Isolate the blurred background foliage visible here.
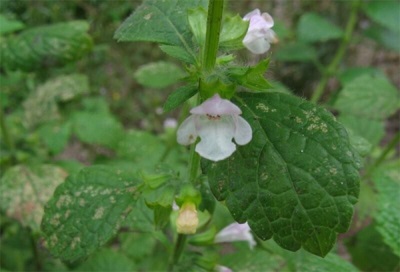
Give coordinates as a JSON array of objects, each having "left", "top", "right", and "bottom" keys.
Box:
[{"left": 0, "top": 0, "right": 399, "bottom": 271}]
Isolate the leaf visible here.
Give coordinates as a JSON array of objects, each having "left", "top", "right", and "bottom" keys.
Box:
[
  {"left": 345, "top": 128, "right": 372, "bottom": 157},
  {"left": 75, "top": 249, "right": 136, "bottom": 272},
  {"left": 1, "top": 21, "right": 92, "bottom": 72},
  {"left": 203, "top": 92, "right": 360, "bottom": 257},
  {"left": 275, "top": 42, "right": 317, "bottom": 62},
  {"left": 334, "top": 74, "right": 399, "bottom": 120},
  {"left": 38, "top": 121, "right": 72, "bottom": 154},
  {"left": 23, "top": 74, "right": 90, "bottom": 128},
  {"left": 0, "top": 15, "right": 25, "bottom": 35},
  {"left": 219, "top": 14, "right": 249, "bottom": 50},
  {"left": 188, "top": 7, "right": 207, "bottom": 46},
  {"left": 41, "top": 166, "right": 140, "bottom": 261},
  {"left": 134, "top": 61, "right": 185, "bottom": 89},
  {"left": 363, "top": 0, "right": 400, "bottom": 33},
  {"left": 297, "top": 13, "right": 343, "bottom": 43},
  {"left": 159, "top": 45, "right": 196, "bottom": 64},
  {"left": 0, "top": 165, "right": 67, "bottom": 231},
  {"left": 338, "top": 115, "right": 384, "bottom": 147},
  {"left": 372, "top": 161, "right": 400, "bottom": 256},
  {"left": 163, "top": 84, "right": 198, "bottom": 112},
  {"left": 364, "top": 24, "right": 400, "bottom": 52},
  {"left": 114, "top": 0, "right": 207, "bottom": 48},
  {"left": 227, "top": 59, "right": 271, "bottom": 91},
  {"left": 71, "top": 111, "right": 124, "bottom": 149},
  {"left": 338, "top": 67, "right": 385, "bottom": 85}
]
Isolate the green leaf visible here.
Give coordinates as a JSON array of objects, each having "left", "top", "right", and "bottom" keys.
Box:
[
  {"left": 0, "top": 15, "right": 25, "bottom": 35},
  {"left": 219, "top": 14, "right": 249, "bottom": 50},
  {"left": 0, "top": 165, "right": 67, "bottom": 231},
  {"left": 114, "top": 0, "right": 206, "bottom": 47},
  {"left": 297, "top": 13, "right": 343, "bottom": 43},
  {"left": 188, "top": 7, "right": 207, "bottom": 47},
  {"left": 41, "top": 166, "right": 140, "bottom": 261},
  {"left": 364, "top": 24, "right": 400, "bottom": 52},
  {"left": 120, "top": 232, "right": 157, "bottom": 261},
  {"left": 334, "top": 74, "right": 399, "bottom": 120},
  {"left": 345, "top": 128, "right": 372, "bottom": 157},
  {"left": 1, "top": 21, "right": 92, "bottom": 72},
  {"left": 38, "top": 121, "right": 72, "bottom": 154},
  {"left": 203, "top": 92, "right": 360, "bottom": 257},
  {"left": 338, "top": 115, "right": 384, "bottom": 147},
  {"left": 75, "top": 249, "right": 136, "bottom": 271},
  {"left": 227, "top": 59, "right": 271, "bottom": 91},
  {"left": 270, "top": 81, "right": 292, "bottom": 94},
  {"left": 72, "top": 111, "right": 124, "bottom": 149},
  {"left": 134, "top": 61, "right": 185, "bottom": 89},
  {"left": 23, "top": 74, "right": 90, "bottom": 128},
  {"left": 159, "top": 45, "right": 196, "bottom": 64},
  {"left": 163, "top": 84, "right": 197, "bottom": 112},
  {"left": 372, "top": 161, "right": 400, "bottom": 256},
  {"left": 363, "top": 0, "right": 400, "bottom": 33},
  {"left": 275, "top": 42, "right": 317, "bottom": 62},
  {"left": 338, "top": 67, "right": 385, "bottom": 85}
]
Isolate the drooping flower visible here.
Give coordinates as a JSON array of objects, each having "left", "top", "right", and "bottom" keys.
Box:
[
  {"left": 177, "top": 94, "right": 252, "bottom": 162},
  {"left": 243, "top": 9, "right": 278, "bottom": 54},
  {"left": 214, "top": 222, "right": 256, "bottom": 249},
  {"left": 176, "top": 203, "right": 199, "bottom": 234}
]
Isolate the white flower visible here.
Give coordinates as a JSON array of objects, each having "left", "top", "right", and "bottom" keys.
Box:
[
  {"left": 176, "top": 94, "right": 252, "bottom": 162},
  {"left": 214, "top": 222, "right": 256, "bottom": 249},
  {"left": 163, "top": 118, "right": 178, "bottom": 129},
  {"left": 243, "top": 9, "right": 278, "bottom": 54},
  {"left": 215, "top": 265, "right": 233, "bottom": 272}
]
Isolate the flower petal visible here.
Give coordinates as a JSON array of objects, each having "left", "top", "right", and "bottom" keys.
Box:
[
  {"left": 190, "top": 94, "right": 241, "bottom": 116},
  {"left": 214, "top": 222, "right": 256, "bottom": 249},
  {"left": 177, "top": 115, "right": 198, "bottom": 145},
  {"left": 234, "top": 116, "right": 252, "bottom": 145},
  {"left": 243, "top": 8, "right": 261, "bottom": 21},
  {"left": 265, "top": 29, "right": 278, "bottom": 44},
  {"left": 195, "top": 116, "right": 236, "bottom": 161},
  {"left": 261, "top": 12, "right": 274, "bottom": 28},
  {"left": 243, "top": 36, "right": 271, "bottom": 54}
]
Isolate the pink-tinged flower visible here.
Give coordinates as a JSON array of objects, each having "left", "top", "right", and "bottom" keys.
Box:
[
  {"left": 243, "top": 9, "right": 278, "bottom": 54},
  {"left": 177, "top": 94, "right": 252, "bottom": 162},
  {"left": 214, "top": 222, "right": 256, "bottom": 249},
  {"left": 215, "top": 265, "right": 233, "bottom": 272}
]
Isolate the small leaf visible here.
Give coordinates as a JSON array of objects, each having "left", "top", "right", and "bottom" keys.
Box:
[
  {"left": 134, "top": 61, "right": 185, "bottom": 89},
  {"left": 0, "top": 165, "right": 67, "bottom": 231},
  {"left": 275, "top": 42, "right": 317, "bottom": 62},
  {"left": 38, "top": 121, "right": 72, "bottom": 154},
  {"left": 363, "top": 0, "right": 400, "bottom": 33},
  {"left": 338, "top": 115, "right": 384, "bottom": 147},
  {"left": 41, "top": 166, "right": 140, "bottom": 261},
  {"left": 159, "top": 45, "right": 196, "bottom": 64},
  {"left": 0, "top": 15, "right": 25, "bottom": 35},
  {"left": 364, "top": 24, "right": 400, "bottom": 52},
  {"left": 203, "top": 92, "right": 360, "bottom": 257},
  {"left": 297, "top": 13, "right": 344, "bottom": 43},
  {"left": 372, "top": 161, "right": 400, "bottom": 256},
  {"left": 338, "top": 67, "right": 385, "bottom": 85},
  {"left": 227, "top": 59, "right": 271, "bottom": 91},
  {"left": 163, "top": 84, "right": 197, "bottom": 112},
  {"left": 188, "top": 7, "right": 207, "bottom": 46},
  {"left": 219, "top": 14, "right": 249, "bottom": 50},
  {"left": 334, "top": 74, "right": 399, "bottom": 120},
  {"left": 75, "top": 249, "right": 136, "bottom": 272},
  {"left": 1, "top": 21, "right": 92, "bottom": 72}
]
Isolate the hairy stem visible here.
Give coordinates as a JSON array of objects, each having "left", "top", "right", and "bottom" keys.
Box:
[{"left": 311, "top": 0, "right": 361, "bottom": 103}]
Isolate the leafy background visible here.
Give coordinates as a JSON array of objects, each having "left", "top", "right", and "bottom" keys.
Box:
[{"left": 0, "top": 0, "right": 399, "bottom": 271}]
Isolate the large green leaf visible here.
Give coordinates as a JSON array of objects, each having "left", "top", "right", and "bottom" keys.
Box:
[
  {"left": 363, "top": 0, "right": 400, "bottom": 33},
  {"left": 134, "top": 61, "right": 185, "bottom": 89},
  {"left": 114, "top": 0, "right": 206, "bottom": 49},
  {"left": 75, "top": 249, "right": 136, "bottom": 272},
  {"left": 0, "top": 165, "right": 67, "bottom": 231},
  {"left": 1, "top": 21, "right": 92, "bottom": 72},
  {"left": 297, "top": 13, "right": 343, "bottom": 43},
  {"left": 203, "top": 92, "right": 360, "bottom": 257},
  {"left": 41, "top": 166, "right": 140, "bottom": 261},
  {"left": 372, "top": 161, "right": 400, "bottom": 256},
  {"left": 0, "top": 15, "right": 25, "bottom": 35}
]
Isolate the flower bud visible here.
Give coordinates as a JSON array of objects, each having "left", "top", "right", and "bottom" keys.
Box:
[{"left": 176, "top": 203, "right": 199, "bottom": 234}]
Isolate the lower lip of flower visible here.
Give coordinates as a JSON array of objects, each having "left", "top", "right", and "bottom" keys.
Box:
[{"left": 206, "top": 114, "right": 221, "bottom": 120}]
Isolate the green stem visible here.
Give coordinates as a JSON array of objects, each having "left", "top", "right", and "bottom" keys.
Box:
[
  {"left": 202, "top": 0, "right": 224, "bottom": 71},
  {"left": 0, "top": 102, "right": 16, "bottom": 163},
  {"left": 311, "top": 0, "right": 360, "bottom": 103},
  {"left": 168, "top": 234, "right": 187, "bottom": 272}
]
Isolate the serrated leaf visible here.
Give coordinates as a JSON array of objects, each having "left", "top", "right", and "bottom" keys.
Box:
[
  {"left": 75, "top": 249, "right": 136, "bottom": 272},
  {"left": 41, "top": 166, "right": 140, "bottom": 261},
  {"left": 114, "top": 0, "right": 206, "bottom": 49},
  {"left": 219, "top": 14, "right": 249, "bottom": 50},
  {"left": 297, "top": 13, "right": 343, "bottom": 43},
  {"left": 163, "top": 84, "right": 197, "bottom": 112},
  {"left": 334, "top": 74, "right": 399, "bottom": 120},
  {"left": 0, "top": 165, "right": 67, "bottom": 231},
  {"left": 372, "top": 162, "right": 400, "bottom": 256},
  {"left": 0, "top": 15, "right": 25, "bottom": 35},
  {"left": 275, "top": 42, "right": 317, "bottom": 62},
  {"left": 134, "top": 61, "right": 185, "bottom": 89},
  {"left": 159, "top": 45, "right": 196, "bottom": 64},
  {"left": 1, "top": 21, "right": 92, "bottom": 72},
  {"left": 203, "top": 92, "right": 360, "bottom": 257},
  {"left": 363, "top": 0, "right": 400, "bottom": 33},
  {"left": 72, "top": 111, "right": 124, "bottom": 149},
  {"left": 227, "top": 59, "right": 271, "bottom": 91},
  {"left": 338, "top": 115, "right": 384, "bottom": 147},
  {"left": 23, "top": 74, "right": 90, "bottom": 128}
]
